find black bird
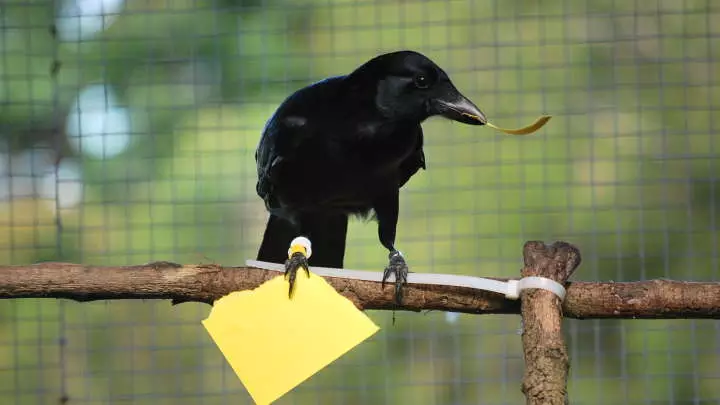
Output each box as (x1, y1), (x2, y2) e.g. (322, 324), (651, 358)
(255, 50), (486, 302)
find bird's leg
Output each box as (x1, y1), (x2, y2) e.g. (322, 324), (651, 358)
(375, 191), (408, 305)
(382, 249), (409, 304)
(284, 237), (311, 298)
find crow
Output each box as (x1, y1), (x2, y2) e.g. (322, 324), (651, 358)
(255, 50), (486, 303)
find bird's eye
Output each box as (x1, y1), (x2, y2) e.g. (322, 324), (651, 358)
(414, 74), (429, 89)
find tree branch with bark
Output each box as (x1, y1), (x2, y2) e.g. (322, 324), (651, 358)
(0, 256), (717, 319)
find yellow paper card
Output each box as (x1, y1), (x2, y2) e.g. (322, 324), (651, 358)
(202, 271), (380, 405)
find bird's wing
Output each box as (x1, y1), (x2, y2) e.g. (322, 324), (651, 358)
(256, 76), (346, 206)
(397, 125), (426, 188)
(255, 114), (304, 205)
(255, 116), (279, 202)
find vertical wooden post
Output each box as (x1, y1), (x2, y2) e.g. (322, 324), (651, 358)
(520, 241), (581, 405)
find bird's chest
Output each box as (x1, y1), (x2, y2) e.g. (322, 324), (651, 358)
(334, 122), (419, 173)
(272, 123), (422, 215)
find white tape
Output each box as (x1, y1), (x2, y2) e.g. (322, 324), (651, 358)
(505, 277), (566, 300)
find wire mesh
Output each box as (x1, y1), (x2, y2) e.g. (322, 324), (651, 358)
(0, 0), (718, 404)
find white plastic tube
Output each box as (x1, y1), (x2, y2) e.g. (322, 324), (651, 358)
(244, 259), (566, 300)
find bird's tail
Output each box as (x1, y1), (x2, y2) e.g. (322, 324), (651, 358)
(257, 213), (348, 268)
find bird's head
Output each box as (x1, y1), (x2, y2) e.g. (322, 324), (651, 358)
(349, 50), (487, 125)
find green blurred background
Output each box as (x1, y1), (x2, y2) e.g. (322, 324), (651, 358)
(1, 0), (718, 403)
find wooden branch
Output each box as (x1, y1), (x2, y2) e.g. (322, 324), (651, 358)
(519, 241), (580, 405)
(0, 260), (718, 319)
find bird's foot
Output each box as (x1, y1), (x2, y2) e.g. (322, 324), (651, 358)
(382, 250), (409, 305)
(284, 251), (310, 298)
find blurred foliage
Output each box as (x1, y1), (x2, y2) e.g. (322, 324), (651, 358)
(0, 0), (718, 404)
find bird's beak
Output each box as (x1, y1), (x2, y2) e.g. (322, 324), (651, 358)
(432, 88), (487, 125)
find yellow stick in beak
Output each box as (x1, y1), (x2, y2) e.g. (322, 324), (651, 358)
(462, 114), (552, 135)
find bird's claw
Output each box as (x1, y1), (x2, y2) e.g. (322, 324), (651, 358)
(284, 251), (310, 298)
(381, 251), (408, 305)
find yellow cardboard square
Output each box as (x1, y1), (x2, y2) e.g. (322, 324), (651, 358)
(202, 271), (380, 405)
